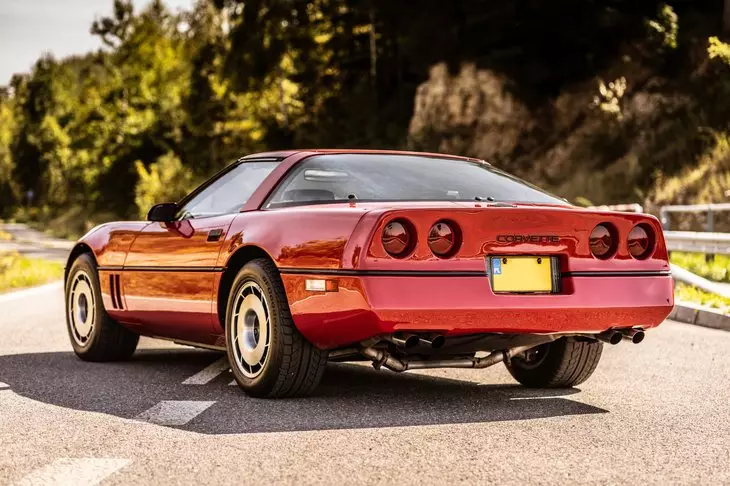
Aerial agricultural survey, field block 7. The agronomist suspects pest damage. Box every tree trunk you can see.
[369,5,377,89]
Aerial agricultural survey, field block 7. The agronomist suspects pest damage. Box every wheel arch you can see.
[217,245,277,329]
[65,243,97,283]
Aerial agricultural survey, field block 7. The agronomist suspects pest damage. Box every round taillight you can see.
[628,224,654,259]
[382,220,414,258]
[428,221,459,257]
[589,223,616,259]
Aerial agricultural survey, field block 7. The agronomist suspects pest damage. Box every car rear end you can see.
[286,203,673,349]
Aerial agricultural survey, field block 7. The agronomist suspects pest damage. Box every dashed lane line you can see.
[181,357,229,385]
[13,458,130,486]
[135,400,216,426]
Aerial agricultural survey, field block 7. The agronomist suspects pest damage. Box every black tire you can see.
[505,337,602,388]
[65,253,139,361]
[226,258,327,398]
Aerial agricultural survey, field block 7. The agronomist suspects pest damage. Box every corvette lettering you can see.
[496,235,560,243]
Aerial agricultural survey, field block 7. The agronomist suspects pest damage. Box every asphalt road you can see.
[1,283,729,485]
[0,223,73,262]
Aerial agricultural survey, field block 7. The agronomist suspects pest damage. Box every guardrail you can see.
[588,203,644,213]
[660,203,730,232]
[664,230,730,256]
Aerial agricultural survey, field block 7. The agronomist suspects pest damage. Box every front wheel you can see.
[225,259,327,398]
[505,337,603,388]
[65,253,139,361]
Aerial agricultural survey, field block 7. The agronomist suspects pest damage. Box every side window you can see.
[179,161,278,219]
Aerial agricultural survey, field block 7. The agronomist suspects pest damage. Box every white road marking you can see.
[0,381,9,390]
[135,400,215,426]
[181,357,230,385]
[510,396,561,400]
[229,380,237,386]
[0,281,62,303]
[14,458,130,486]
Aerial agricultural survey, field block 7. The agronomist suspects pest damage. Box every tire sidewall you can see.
[65,254,105,356]
[225,262,285,396]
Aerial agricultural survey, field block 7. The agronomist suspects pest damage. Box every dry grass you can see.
[670,252,730,283]
[0,252,64,293]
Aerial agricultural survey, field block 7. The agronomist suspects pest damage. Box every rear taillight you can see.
[428,221,460,258]
[590,223,617,259]
[382,220,415,258]
[628,224,654,259]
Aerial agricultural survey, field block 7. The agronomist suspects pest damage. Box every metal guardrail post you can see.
[660,208,670,230]
[707,206,715,261]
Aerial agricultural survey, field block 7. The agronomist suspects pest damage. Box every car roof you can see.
[240,149,484,163]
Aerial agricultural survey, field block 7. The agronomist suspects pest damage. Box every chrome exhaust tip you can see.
[621,328,645,344]
[590,331,622,345]
[390,334,420,349]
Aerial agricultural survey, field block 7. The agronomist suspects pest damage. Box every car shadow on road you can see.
[0,348,608,434]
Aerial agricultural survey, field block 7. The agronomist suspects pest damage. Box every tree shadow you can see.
[0,348,608,435]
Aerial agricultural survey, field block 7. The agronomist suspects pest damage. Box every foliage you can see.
[675,282,730,313]
[0,252,64,293]
[1,0,730,223]
[647,4,678,50]
[708,37,730,65]
[592,77,627,120]
[652,132,730,209]
[135,152,196,218]
[670,252,730,283]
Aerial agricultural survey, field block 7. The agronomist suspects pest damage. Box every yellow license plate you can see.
[489,256,554,293]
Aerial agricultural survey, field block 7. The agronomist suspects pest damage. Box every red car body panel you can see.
[68,149,674,351]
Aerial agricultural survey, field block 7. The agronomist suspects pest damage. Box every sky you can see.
[0,0,194,85]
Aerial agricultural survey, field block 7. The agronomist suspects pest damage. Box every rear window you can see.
[265,154,566,208]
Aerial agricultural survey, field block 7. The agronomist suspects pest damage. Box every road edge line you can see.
[0,280,63,303]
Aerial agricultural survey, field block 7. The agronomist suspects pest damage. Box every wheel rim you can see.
[230,281,271,378]
[68,270,96,346]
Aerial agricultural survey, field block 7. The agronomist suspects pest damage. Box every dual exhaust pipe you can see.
[387,333,445,349]
[390,328,645,350]
[592,328,645,345]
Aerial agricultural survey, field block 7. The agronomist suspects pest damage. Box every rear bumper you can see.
[281,273,674,349]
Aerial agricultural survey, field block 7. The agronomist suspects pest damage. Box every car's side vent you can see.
[108,274,124,310]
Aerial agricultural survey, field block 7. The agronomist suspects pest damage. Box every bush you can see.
[670,252,730,283]
[134,153,196,218]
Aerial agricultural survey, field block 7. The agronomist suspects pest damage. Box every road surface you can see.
[0,283,729,485]
[0,223,73,262]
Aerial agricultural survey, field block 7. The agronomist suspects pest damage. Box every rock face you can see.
[406,61,695,207]
[408,63,531,165]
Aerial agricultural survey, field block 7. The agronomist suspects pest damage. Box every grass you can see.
[0,252,64,293]
[675,282,730,313]
[670,251,730,283]
[0,230,12,241]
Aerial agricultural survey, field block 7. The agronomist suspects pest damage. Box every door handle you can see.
[207,229,224,242]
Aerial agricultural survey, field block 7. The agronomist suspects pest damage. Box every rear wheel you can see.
[505,337,602,388]
[226,258,327,398]
[65,253,139,361]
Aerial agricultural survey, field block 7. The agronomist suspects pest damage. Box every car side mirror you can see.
[147,202,179,222]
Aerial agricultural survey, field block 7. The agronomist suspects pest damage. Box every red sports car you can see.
[64,150,674,398]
